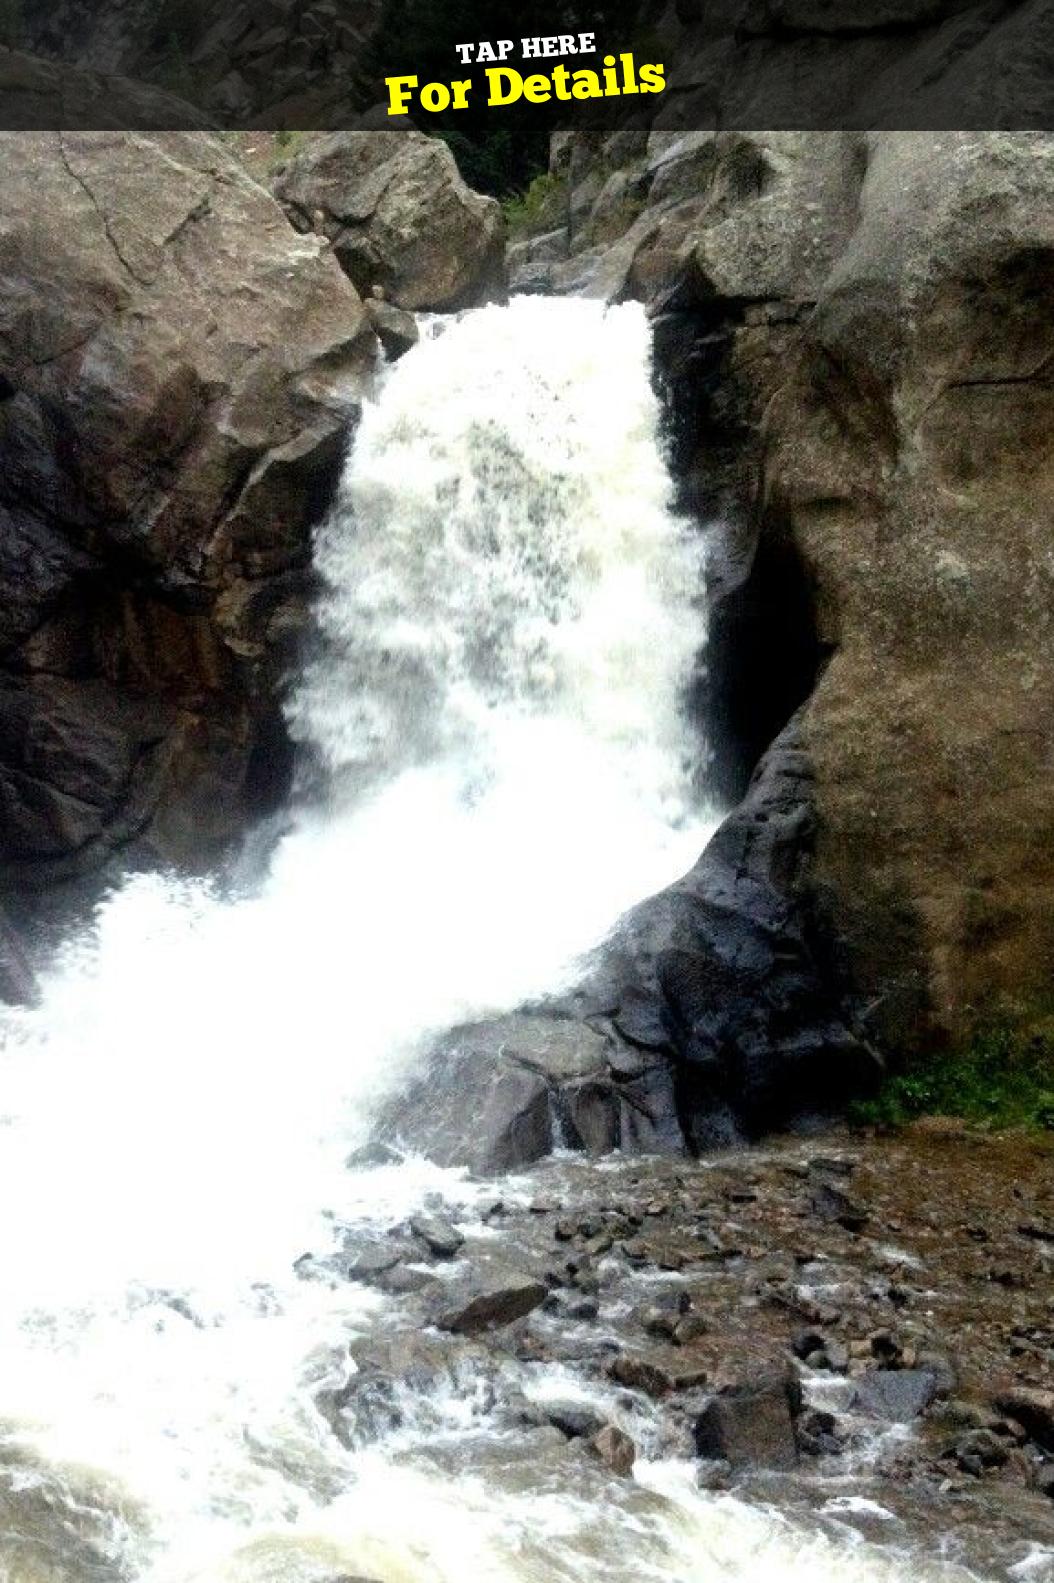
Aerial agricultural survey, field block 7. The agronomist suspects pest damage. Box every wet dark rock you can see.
[694,1368,802,1470]
[568,718,881,1147]
[696,1457,733,1491]
[0,901,37,1006]
[364,298,418,360]
[811,1181,869,1234]
[609,1354,675,1399]
[852,1369,939,1423]
[953,1428,1009,1476]
[797,1407,846,1456]
[346,1244,404,1281]
[639,1290,690,1331]
[545,1400,606,1440]
[868,1330,904,1365]
[994,1388,1054,1452]
[376,1265,437,1297]
[592,1424,636,1477]
[410,1215,464,1258]
[436,1275,548,1336]
[373,1016,612,1175]
[673,1315,710,1346]
[319,1333,494,1448]
[792,1327,829,1360]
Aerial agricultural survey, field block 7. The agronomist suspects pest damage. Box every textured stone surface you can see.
[573,717,881,1145]
[373,1013,686,1170]
[275,130,506,311]
[0,131,375,908]
[527,129,1054,1059]
[0,46,214,128]
[852,1369,940,1423]
[436,1274,549,1335]
[694,1368,802,1469]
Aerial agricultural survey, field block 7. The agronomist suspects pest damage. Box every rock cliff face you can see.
[514,130,1054,1054]
[0,46,214,128]
[0,131,375,917]
[18,0,381,124]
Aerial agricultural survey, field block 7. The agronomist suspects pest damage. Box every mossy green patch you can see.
[501,172,568,237]
[851,1023,1054,1132]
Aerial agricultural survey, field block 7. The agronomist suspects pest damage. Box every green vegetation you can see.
[851,1023,1054,1132]
[501,170,567,234]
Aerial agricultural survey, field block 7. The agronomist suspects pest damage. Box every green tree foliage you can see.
[851,1023,1054,1133]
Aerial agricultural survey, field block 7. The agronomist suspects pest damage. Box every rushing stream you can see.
[0,298,998,1583]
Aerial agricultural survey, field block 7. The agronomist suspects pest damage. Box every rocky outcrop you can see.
[374,1014,684,1174]
[574,716,882,1148]
[0,131,375,913]
[521,130,1054,1058]
[371,723,881,1164]
[275,129,506,311]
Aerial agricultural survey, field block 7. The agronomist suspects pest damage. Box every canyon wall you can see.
[513,130,1054,1054]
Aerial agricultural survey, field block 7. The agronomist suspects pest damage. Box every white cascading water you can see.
[0,297,979,1583]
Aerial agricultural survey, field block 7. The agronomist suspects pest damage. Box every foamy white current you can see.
[0,298,986,1583]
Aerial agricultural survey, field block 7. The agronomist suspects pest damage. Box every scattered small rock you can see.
[694,1369,802,1470]
[952,1427,1008,1475]
[592,1423,636,1476]
[811,1181,869,1233]
[673,1315,710,1346]
[609,1354,674,1399]
[437,1276,548,1335]
[994,1387,1054,1451]
[545,1400,606,1440]
[410,1214,465,1258]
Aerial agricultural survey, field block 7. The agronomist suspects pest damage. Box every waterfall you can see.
[0,298,978,1583]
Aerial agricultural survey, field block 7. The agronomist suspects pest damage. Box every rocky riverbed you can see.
[308,1124,1054,1580]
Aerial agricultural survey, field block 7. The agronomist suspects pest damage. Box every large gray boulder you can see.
[275,129,506,312]
[0,131,375,913]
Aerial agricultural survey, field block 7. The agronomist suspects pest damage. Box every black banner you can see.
[0,0,1052,129]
